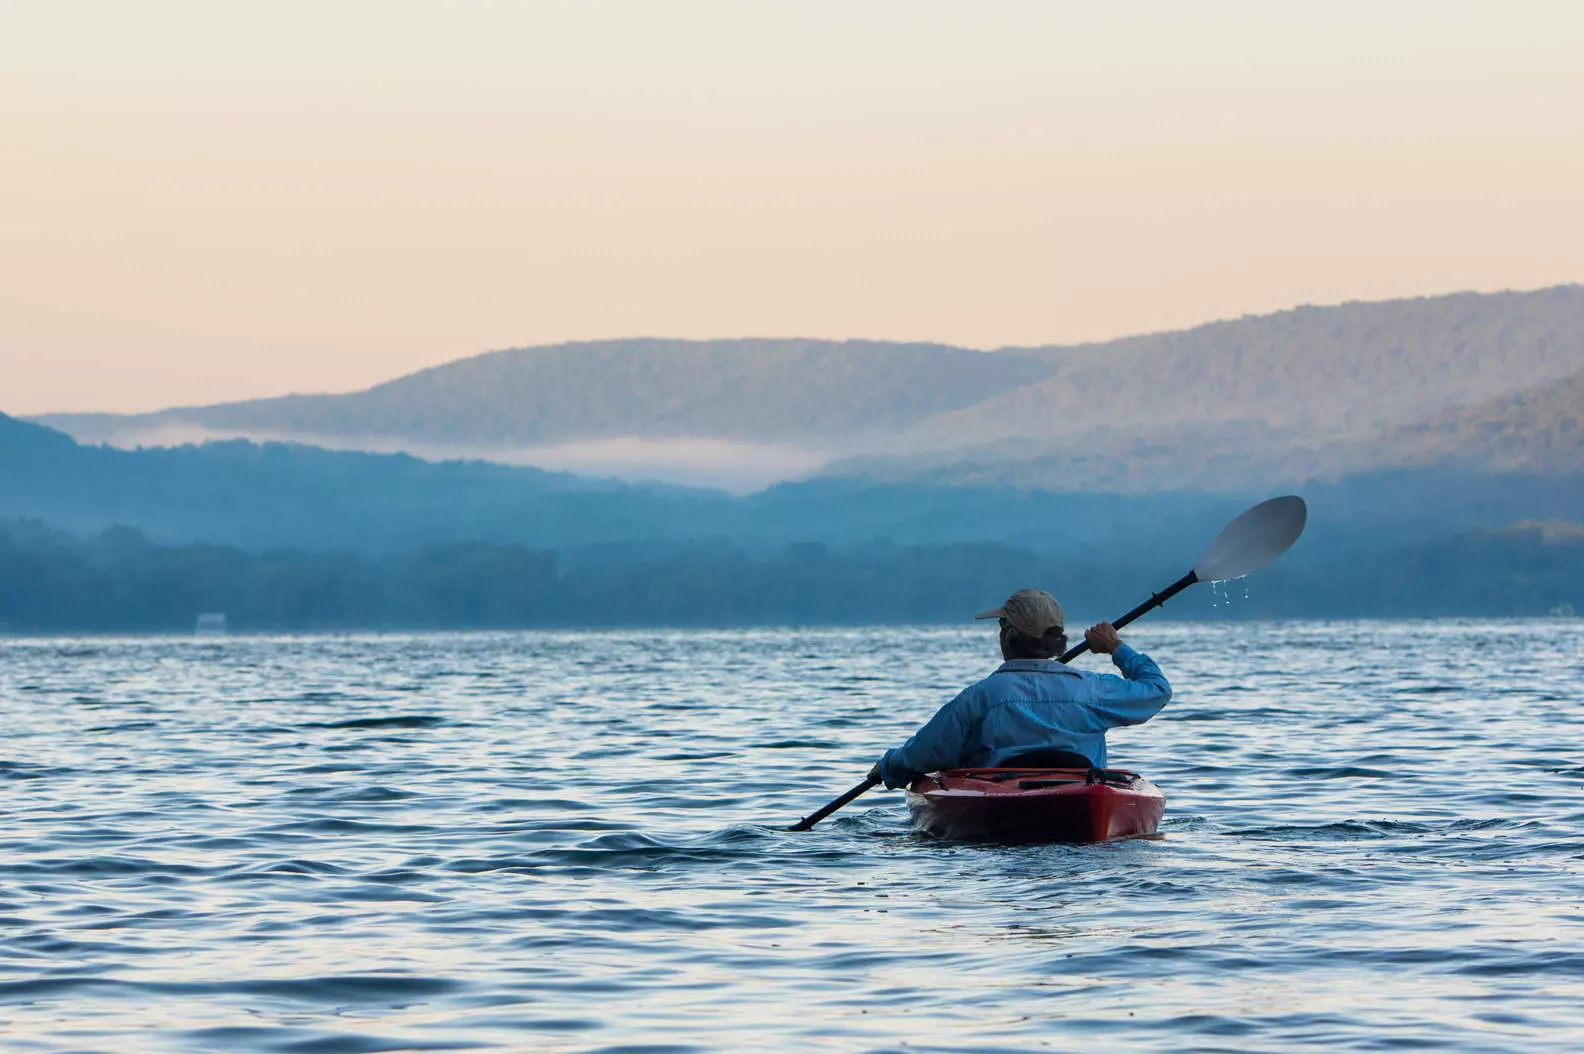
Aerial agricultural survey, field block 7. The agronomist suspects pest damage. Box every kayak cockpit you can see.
[906,767,1165,843]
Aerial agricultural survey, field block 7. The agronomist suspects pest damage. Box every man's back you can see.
[877,643,1171,788]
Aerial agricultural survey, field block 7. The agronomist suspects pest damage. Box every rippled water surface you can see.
[3,621,1584,1053]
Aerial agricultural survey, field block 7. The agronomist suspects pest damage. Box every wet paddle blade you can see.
[1192,495,1307,582]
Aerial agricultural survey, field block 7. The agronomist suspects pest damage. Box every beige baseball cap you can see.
[975,588,1065,637]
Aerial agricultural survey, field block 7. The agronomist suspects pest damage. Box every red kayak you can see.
[906,767,1165,842]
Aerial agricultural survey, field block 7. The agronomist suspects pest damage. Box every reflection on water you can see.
[2,621,1583,1052]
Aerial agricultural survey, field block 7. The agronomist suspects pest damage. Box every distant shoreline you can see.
[3,614,1578,641]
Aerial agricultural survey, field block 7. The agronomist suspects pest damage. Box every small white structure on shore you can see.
[195,613,228,636]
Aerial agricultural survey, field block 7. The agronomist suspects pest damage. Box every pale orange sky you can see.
[3,0,1582,414]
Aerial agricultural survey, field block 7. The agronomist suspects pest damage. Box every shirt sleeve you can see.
[1086,642,1172,727]
[877,688,979,789]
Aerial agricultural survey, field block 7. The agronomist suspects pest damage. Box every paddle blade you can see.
[1192,495,1307,582]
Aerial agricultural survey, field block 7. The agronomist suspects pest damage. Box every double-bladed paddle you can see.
[785,494,1308,831]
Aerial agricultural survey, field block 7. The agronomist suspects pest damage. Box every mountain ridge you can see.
[36,338,1057,447]
[28,285,1584,489]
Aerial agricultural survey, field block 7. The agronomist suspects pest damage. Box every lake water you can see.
[3,621,1583,1053]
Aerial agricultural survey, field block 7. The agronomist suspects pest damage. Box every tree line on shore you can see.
[1,517,1579,633]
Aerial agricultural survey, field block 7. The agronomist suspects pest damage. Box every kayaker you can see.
[873,588,1171,788]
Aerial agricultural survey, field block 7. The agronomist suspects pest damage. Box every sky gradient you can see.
[4,0,1582,414]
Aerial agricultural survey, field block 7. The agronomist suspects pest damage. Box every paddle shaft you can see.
[787,567,1199,831]
[1058,569,1198,662]
[787,772,880,831]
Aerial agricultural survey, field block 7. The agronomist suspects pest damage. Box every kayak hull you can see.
[906,767,1165,843]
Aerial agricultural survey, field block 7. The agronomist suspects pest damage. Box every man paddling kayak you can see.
[873,588,1172,789]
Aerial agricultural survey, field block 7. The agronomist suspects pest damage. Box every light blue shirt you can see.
[877,643,1172,788]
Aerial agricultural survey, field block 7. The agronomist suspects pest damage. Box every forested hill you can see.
[30,286,1584,493]
[0,414,1269,554]
[897,285,1584,451]
[830,286,1584,488]
[36,339,1059,447]
[0,413,735,552]
[6,411,1584,565]
[1385,364,1584,473]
